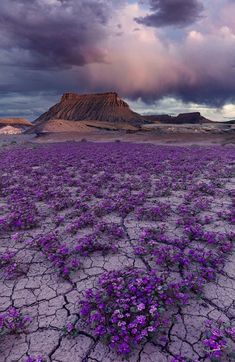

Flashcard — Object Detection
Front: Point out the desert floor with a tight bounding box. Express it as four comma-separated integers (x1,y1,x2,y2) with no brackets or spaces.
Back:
0,129,234,149
34,131,235,147
0,138,234,362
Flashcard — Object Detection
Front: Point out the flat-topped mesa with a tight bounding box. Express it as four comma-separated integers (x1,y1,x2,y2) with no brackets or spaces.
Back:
61,92,119,101
31,91,144,131
60,92,129,108
144,112,213,124
174,112,209,124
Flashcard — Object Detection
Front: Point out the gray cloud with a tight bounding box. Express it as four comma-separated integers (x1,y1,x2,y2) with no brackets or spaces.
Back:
0,0,123,69
135,0,204,27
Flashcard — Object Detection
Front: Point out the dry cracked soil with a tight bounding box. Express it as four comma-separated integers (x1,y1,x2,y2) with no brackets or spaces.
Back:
0,142,234,362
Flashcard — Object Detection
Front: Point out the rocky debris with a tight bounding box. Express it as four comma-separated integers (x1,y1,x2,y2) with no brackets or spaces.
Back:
31,92,145,132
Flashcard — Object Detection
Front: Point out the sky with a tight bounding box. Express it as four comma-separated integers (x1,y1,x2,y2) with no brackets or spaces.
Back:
0,0,235,121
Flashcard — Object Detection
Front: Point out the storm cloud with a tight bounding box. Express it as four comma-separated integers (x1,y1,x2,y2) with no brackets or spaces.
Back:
135,0,204,28
0,0,123,69
0,0,235,120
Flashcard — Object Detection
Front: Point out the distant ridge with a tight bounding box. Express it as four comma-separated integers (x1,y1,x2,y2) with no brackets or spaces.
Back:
0,118,33,135
220,120,235,125
0,118,32,127
144,112,213,124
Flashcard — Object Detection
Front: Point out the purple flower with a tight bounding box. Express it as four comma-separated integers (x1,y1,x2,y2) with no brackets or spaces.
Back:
137,303,145,311
25,356,44,362
66,322,74,333
118,342,131,355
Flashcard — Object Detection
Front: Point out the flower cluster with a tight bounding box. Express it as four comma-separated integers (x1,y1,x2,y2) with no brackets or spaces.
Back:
203,320,235,360
25,356,44,362
136,203,171,221
170,357,188,362
135,227,227,285
66,212,95,234
74,222,123,256
0,250,18,278
79,268,189,355
0,201,38,232
74,234,117,256
36,233,80,278
94,222,124,239
0,307,31,336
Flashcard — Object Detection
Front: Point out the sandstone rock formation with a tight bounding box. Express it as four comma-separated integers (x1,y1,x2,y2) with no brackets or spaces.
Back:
32,92,145,130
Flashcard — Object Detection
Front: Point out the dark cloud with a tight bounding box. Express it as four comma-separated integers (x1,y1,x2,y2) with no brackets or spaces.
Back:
135,0,204,27
129,81,235,108
0,0,125,118
0,0,123,69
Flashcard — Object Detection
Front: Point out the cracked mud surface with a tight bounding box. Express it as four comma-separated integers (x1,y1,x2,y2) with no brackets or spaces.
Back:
0,142,234,362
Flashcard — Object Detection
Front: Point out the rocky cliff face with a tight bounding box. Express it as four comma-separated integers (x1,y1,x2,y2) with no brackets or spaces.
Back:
33,92,144,129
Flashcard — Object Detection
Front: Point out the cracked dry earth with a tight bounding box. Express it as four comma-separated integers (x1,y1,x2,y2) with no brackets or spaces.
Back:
0,142,234,362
